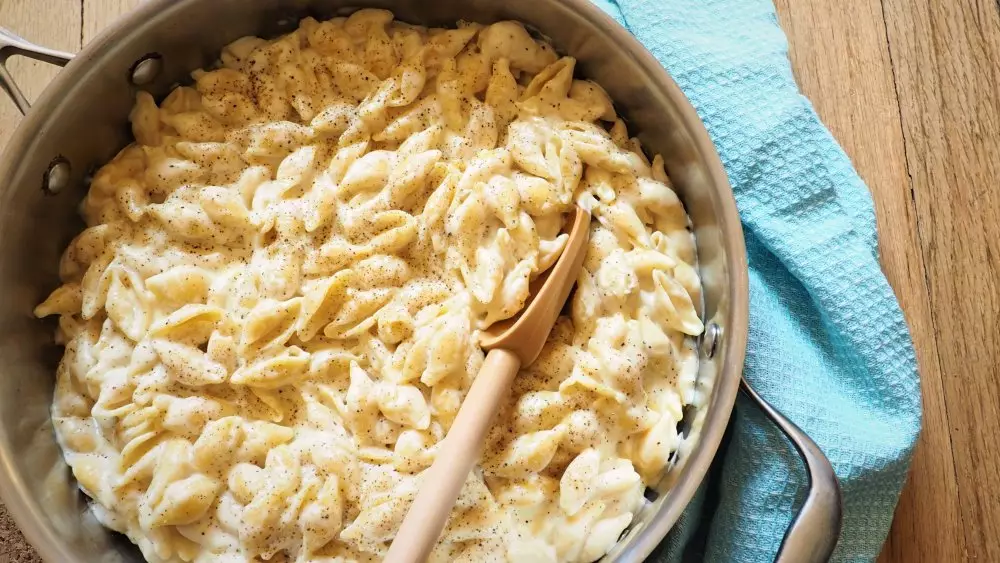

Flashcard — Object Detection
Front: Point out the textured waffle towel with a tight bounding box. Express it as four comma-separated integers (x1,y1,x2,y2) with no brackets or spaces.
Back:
588,0,923,561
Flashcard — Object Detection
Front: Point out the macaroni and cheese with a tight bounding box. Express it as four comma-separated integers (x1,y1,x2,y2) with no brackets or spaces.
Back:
36,11,704,563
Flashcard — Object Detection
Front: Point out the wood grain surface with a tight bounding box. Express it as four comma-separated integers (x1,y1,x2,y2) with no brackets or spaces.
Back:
881,1,1000,561
0,0,996,561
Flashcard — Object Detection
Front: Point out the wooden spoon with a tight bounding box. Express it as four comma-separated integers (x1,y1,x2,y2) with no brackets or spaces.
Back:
385,206,591,563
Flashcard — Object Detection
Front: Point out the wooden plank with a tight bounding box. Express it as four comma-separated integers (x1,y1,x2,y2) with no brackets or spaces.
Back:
0,0,81,152
82,0,140,43
881,0,1000,561
0,6,82,561
771,1,958,561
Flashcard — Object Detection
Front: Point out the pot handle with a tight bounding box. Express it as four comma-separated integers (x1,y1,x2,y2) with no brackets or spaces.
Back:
740,378,844,563
0,27,74,115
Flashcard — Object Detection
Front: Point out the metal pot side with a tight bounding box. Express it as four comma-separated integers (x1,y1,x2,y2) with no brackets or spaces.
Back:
0,1,748,561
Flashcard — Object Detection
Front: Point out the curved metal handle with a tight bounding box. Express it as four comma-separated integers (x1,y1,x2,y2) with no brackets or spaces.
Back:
741,378,843,563
0,27,74,115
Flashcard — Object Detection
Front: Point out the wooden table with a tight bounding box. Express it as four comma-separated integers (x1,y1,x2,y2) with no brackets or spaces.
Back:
2,0,997,561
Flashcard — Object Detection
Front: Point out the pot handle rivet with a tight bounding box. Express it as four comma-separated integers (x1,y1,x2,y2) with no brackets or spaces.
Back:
701,322,721,359
43,159,71,195
130,54,163,86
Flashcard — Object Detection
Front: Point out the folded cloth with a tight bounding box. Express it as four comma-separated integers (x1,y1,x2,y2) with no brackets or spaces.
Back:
589,0,923,561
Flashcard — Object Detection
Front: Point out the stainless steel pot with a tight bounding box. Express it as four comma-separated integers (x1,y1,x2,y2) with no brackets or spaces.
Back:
0,1,749,561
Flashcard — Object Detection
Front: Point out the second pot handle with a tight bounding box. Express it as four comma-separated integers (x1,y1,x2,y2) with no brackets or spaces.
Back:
0,27,74,115
740,377,844,563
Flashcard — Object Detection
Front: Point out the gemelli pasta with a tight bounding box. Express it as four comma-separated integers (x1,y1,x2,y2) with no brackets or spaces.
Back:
36,10,703,563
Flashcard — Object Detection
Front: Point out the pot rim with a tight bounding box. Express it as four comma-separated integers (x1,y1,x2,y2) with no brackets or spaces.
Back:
0,1,749,561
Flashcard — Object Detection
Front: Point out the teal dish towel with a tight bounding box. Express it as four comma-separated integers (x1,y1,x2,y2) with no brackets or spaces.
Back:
590,0,923,561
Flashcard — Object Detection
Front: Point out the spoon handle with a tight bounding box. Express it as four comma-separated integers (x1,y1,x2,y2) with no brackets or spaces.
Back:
740,378,843,563
385,348,521,563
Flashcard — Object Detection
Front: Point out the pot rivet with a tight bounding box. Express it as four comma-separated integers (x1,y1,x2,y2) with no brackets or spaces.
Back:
701,322,721,359
130,54,162,86
43,159,70,195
